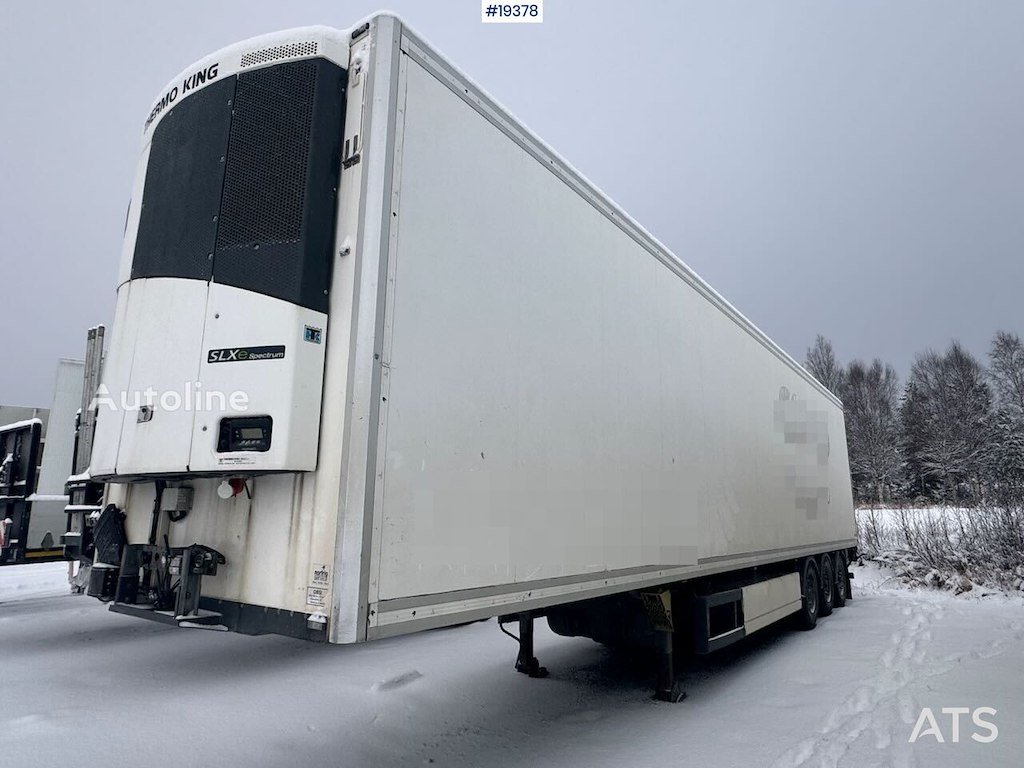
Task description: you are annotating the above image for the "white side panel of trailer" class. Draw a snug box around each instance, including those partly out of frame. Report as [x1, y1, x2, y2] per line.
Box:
[35, 359, 83, 498]
[367, 47, 854, 608]
[742, 572, 802, 635]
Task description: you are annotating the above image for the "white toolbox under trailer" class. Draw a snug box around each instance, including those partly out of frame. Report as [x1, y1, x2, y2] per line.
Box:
[86, 14, 856, 699]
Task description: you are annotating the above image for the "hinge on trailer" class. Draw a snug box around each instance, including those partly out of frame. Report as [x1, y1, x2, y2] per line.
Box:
[342, 133, 361, 168]
[348, 62, 363, 88]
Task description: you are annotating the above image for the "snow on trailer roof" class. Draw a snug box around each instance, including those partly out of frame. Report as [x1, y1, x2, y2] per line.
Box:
[0, 417, 43, 432]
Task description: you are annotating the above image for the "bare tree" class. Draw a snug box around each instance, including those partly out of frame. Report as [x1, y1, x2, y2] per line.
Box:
[988, 331, 1024, 503]
[901, 343, 994, 503]
[805, 335, 845, 397]
[844, 359, 901, 504]
[990, 415, 1024, 504]
[989, 331, 1024, 420]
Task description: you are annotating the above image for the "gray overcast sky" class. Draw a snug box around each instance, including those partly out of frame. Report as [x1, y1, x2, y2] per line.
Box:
[1, 1, 1022, 408]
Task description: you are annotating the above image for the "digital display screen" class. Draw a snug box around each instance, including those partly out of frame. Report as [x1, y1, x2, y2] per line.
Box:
[218, 416, 273, 453]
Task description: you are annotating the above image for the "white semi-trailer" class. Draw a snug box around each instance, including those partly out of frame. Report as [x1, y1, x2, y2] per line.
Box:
[87, 14, 855, 699]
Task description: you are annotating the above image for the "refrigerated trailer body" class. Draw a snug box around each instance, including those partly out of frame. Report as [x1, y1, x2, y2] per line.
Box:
[88, 15, 855, 673]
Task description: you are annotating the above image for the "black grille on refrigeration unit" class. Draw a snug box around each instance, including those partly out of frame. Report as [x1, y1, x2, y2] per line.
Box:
[215, 62, 314, 250]
[213, 58, 345, 313]
[131, 77, 235, 282]
[128, 58, 346, 312]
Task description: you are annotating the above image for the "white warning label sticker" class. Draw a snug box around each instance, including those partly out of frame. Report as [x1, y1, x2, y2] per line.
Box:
[311, 564, 330, 585]
[306, 564, 330, 606]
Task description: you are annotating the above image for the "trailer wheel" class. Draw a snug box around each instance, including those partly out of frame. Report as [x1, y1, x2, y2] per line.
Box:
[833, 551, 849, 607]
[796, 558, 820, 630]
[818, 554, 835, 617]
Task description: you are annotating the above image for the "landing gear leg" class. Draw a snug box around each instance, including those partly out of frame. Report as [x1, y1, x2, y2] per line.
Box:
[642, 589, 686, 702]
[654, 628, 686, 702]
[512, 614, 548, 678]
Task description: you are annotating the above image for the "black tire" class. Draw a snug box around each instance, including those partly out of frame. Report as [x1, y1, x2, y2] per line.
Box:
[833, 551, 849, 606]
[818, 553, 835, 617]
[796, 558, 820, 630]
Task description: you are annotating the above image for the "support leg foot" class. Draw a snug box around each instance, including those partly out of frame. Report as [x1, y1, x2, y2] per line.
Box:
[654, 682, 687, 703]
[514, 614, 548, 678]
[653, 627, 686, 702]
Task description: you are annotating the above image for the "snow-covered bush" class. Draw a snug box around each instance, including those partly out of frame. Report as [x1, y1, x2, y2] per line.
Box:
[857, 505, 1024, 594]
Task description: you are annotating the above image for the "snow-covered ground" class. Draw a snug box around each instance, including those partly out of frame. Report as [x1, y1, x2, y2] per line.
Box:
[2, 562, 1022, 768]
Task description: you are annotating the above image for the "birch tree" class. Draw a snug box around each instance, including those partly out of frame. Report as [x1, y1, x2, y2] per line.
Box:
[901, 343, 993, 503]
[805, 335, 845, 397]
[988, 331, 1024, 502]
[844, 359, 901, 504]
